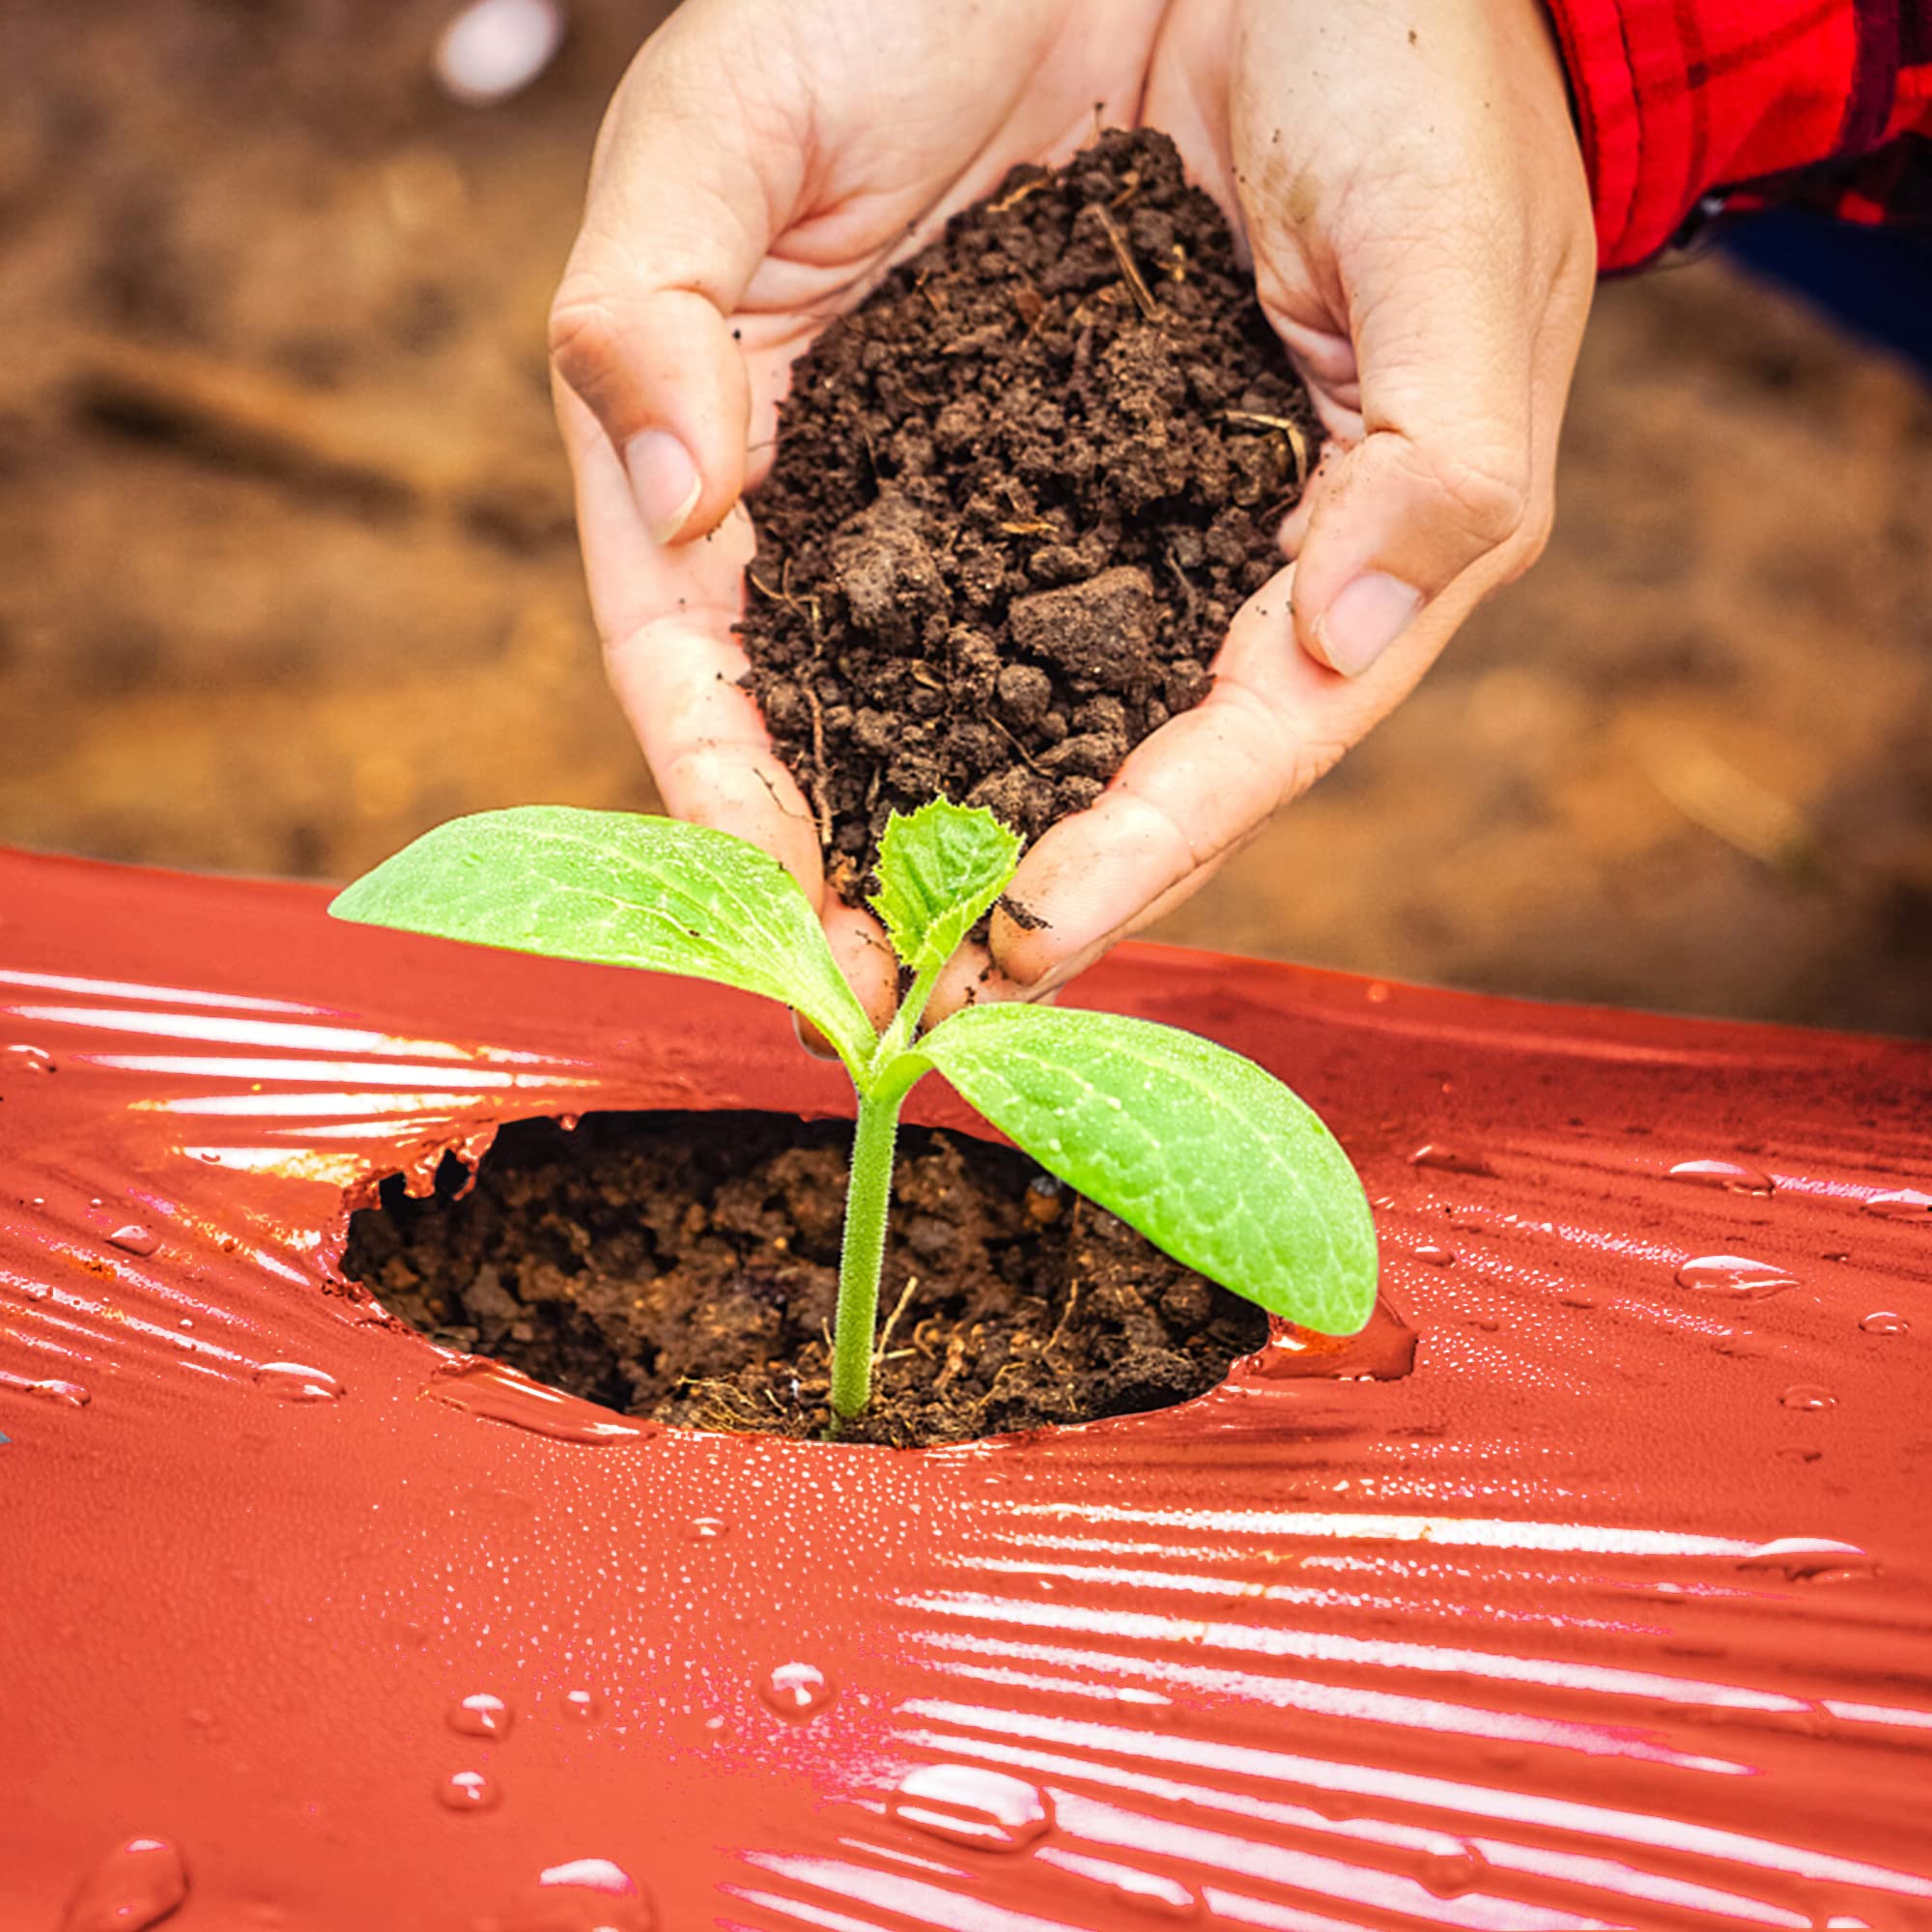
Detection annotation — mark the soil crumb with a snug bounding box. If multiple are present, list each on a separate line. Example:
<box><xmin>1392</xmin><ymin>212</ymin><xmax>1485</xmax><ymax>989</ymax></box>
<box><xmin>341</xmin><ymin>1110</ymin><xmax>1268</xmax><ymax>1446</ymax></box>
<box><xmin>738</xmin><ymin>127</ymin><xmax>1316</xmax><ymax>899</ymax></box>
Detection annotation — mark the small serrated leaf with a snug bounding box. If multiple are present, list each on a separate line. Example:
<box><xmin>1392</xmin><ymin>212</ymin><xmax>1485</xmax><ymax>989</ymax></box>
<box><xmin>329</xmin><ymin>808</ymin><xmax>875</xmax><ymax>1073</ymax></box>
<box><xmin>916</xmin><ymin>1004</ymin><xmax>1377</xmax><ymax>1333</ymax></box>
<box><xmin>868</xmin><ymin>800</ymin><xmax>1021</xmax><ymax>974</ymax></box>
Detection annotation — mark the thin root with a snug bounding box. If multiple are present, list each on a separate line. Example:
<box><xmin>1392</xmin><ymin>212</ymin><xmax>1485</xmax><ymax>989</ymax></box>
<box><xmin>1042</xmin><ymin>1279</ymin><xmax>1082</xmax><ymax>1360</ymax></box>
<box><xmin>874</xmin><ymin>1274</ymin><xmax>922</xmax><ymax>1367</ymax></box>
<box><xmin>1094</xmin><ymin>206</ymin><xmax>1160</xmax><ymax>322</ymax></box>
<box><xmin>988</xmin><ymin>714</ymin><xmax>1046</xmax><ymax>774</ymax></box>
<box><xmin>991</xmin><ymin>174</ymin><xmax>1050</xmax><ymax>214</ymax></box>
<box><xmin>799</xmin><ymin>684</ymin><xmax>834</xmax><ymax>843</ymax></box>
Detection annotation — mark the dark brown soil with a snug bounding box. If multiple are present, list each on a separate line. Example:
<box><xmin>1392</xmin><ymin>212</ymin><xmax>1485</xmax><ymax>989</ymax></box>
<box><xmin>737</xmin><ymin>128</ymin><xmax>1316</xmax><ymax>898</ymax></box>
<box><xmin>339</xmin><ymin>1110</ymin><xmax>1268</xmax><ymax>1447</ymax></box>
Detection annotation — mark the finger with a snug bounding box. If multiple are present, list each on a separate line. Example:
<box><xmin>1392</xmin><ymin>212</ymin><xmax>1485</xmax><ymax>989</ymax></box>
<box><xmin>548</xmin><ymin>5</ymin><xmax>795</xmax><ymax>546</ymax></box>
<box><xmin>1288</xmin><ymin>238</ymin><xmax>1548</xmax><ymax>677</ymax></box>
<box><xmin>791</xmin><ymin>912</ymin><xmax>897</xmax><ymax>1058</ymax></box>
<box><xmin>1275</xmin><ymin>438</ymin><xmax>1341</xmax><ymax>560</ymax></box>
<box><xmin>1228</xmin><ymin>49</ymin><xmax>1576</xmax><ymax>681</ymax></box>
<box><xmin>1003</xmin><ymin>521</ymin><xmax>1527</xmax><ymax>1000</ymax></box>
<box><xmin>556</xmin><ymin>381</ymin><xmax>829</xmax><ymax>912</ymax></box>
<box><xmin>921</xmin><ymin>941</ymin><xmax>1042</xmax><ymax>1028</ymax></box>
<box><xmin>822</xmin><ymin>902</ymin><xmax>901</xmax><ymax>1037</ymax></box>
<box><xmin>990</xmin><ymin>565</ymin><xmax>1414</xmax><ymax>994</ymax></box>
<box><xmin>987</xmin><ymin>717</ymin><xmax>1279</xmax><ymax>998</ymax></box>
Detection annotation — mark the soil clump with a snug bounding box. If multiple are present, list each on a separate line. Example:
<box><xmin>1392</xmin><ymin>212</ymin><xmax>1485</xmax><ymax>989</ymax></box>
<box><xmin>737</xmin><ymin>127</ymin><xmax>1316</xmax><ymax>898</ymax></box>
<box><xmin>341</xmin><ymin>1109</ymin><xmax>1268</xmax><ymax>1447</ymax></box>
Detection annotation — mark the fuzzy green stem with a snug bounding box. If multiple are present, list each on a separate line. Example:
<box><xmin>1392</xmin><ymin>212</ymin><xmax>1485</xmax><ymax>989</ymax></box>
<box><xmin>830</xmin><ymin>1077</ymin><xmax>912</xmax><ymax>1421</ymax></box>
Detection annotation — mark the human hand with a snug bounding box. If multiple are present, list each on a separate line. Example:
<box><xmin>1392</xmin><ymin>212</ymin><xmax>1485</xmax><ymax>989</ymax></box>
<box><xmin>552</xmin><ymin>0</ymin><xmax>1594</xmax><ymax>1028</ymax></box>
<box><xmin>963</xmin><ymin>0</ymin><xmax>1596</xmax><ymax>1015</ymax></box>
<box><xmin>549</xmin><ymin>0</ymin><xmax>1170</xmax><ymax>1031</ymax></box>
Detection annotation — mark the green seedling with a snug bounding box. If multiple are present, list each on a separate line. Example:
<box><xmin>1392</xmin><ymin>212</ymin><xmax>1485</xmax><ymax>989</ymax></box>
<box><xmin>330</xmin><ymin>799</ymin><xmax>1377</xmax><ymax>1422</ymax></box>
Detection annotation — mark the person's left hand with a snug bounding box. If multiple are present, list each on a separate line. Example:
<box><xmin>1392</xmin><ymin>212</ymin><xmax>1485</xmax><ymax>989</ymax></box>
<box><xmin>550</xmin><ymin>0</ymin><xmax>1171</xmax><ymax>1037</ymax></box>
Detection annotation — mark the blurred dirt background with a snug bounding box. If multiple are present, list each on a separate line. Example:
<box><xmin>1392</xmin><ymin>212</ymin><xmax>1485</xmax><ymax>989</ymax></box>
<box><xmin>3</xmin><ymin>1</ymin><xmax>1929</xmax><ymax>1036</ymax></box>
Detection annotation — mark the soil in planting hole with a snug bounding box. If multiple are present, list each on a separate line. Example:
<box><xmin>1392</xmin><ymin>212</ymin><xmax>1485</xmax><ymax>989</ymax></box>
<box><xmin>340</xmin><ymin>1110</ymin><xmax>1268</xmax><ymax>1447</ymax></box>
<box><xmin>738</xmin><ymin>126</ymin><xmax>1317</xmax><ymax>901</ymax></box>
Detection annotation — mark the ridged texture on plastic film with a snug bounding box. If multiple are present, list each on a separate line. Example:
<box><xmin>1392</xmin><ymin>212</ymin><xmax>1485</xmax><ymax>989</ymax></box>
<box><xmin>2</xmin><ymin>847</ymin><xmax>1928</xmax><ymax>1930</ymax></box>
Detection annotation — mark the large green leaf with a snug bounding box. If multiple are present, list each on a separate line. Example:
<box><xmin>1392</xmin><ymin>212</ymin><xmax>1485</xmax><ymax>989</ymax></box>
<box><xmin>329</xmin><ymin>808</ymin><xmax>875</xmax><ymax>1073</ymax></box>
<box><xmin>868</xmin><ymin>800</ymin><xmax>1020</xmax><ymax>975</ymax></box>
<box><xmin>916</xmin><ymin>1004</ymin><xmax>1377</xmax><ymax>1332</ymax></box>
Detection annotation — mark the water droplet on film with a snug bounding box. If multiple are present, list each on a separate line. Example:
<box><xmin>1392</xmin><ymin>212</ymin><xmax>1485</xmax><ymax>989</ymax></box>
<box><xmin>1412</xmin><ymin>1243</ymin><xmax>1456</xmax><ymax>1268</ymax></box>
<box><xmin>758</xmin><ymin>1662</ymin><xmax>836</xmax><ymax>1722</ymax></box>
<box><xmin>1056</xmin><ymin>1857</ymin><xmax>1199</xmax><ymax>1918</ymax></box>
<box><xmin>496</xmin><ymin>1857</ymin><xmax>655</xmax><ymax>1932</ymax></box>
<box><xmin>1860</xmin><ymin>1310</ymin><xmax>1909</xmax><ymax>1335</ymax></box>
<box><xmin>450</xmin><ymin>1692</ymin><xmax>512</xmax><ymax>1738</ymax></box>
<box><xmin>1737</xmin><ymin>1537</ymin><xmax>1875</xmax><ymax>1581</ymax></box>
<box><xmin>106</xmin><ymin>1223</ymin><xmax>160</xmax><ymax>1256</ymax></box>
<box><xmin>1418</xmin><ymin>1841</ymin><xmax>1489</xmax><ymax>1899</ymax></box>
<box><xmin>255</xmin><ymin>1361</ymin><xmax>344</xmax><ymax>1403</ymax></box>
<box><xmin>59</xmin><ymin>1834</ymin><xmax>187</xmax><ymax>1932</ymax></box>
<box><xmin>560</xmin><ymin>1689</ymin><xmax>605</xmax><ymax>1722</ymax></box>
<box><xmin>1409</xmin><ymin>1144</ymin><xmax>1493</xmax><ymax>1178</ymax></box>
<box><xmin>1863</xmin><ymin>1189</ymin><xmax>1931</xmax><ymax>1221</ymax></box>
<box><xmin>1779</xmin><ymin>1383</ymin><xmax>1836</xmax><ymax>1412</ymax></box>
<box><xmin>17</xmin><ymin>1378</ymin><xmax>91</xmax><ymax>1407</ymax></box>
<box><xmin>427</xmin><ymin>1358</ymin><xmax>640</xmax><ymax>1443</ymax></box>
<box><xmin>1665</xmin><ymin>1158</ymin><xmax>1774</xmax><ymax>1195</ymax></box>
<box><xmin>1673</xmin><ymin>1254</ymin><xmax>1797</xmax><ymax>1298</ymax></box>
<box><xmin>439</xmin><ymin>1769</ymin><xmax>500</xmax><ymax>1812</ymax></box>
<box><xmin>888</xmin><ymin>1763</ymin><xmax>1053</xmax><ymax>1852</ymax></box>
<box><xmin>686</xmin><ymin>1516</ymin><xmax>729</xmax><ymax>1542</ymax></box>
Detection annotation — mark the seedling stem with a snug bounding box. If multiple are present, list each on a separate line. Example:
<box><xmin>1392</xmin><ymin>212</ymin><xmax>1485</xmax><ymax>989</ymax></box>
<box><xmin>329</xmin><ymin>798</ymin><xmax>1377</xmax><ymax>1426</ymax></box>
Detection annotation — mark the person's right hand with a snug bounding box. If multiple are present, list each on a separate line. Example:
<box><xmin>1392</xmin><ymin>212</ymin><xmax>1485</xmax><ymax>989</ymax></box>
<box><xmin>549</xmin><ymin>0</ymin><xmax>1172</xmax><ymax>1033</ymax></box>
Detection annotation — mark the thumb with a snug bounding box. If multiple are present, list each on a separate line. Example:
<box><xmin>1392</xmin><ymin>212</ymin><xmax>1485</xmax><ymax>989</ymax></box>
<box><xmin>1284</xmin><ymin>245</ymin><xmax>1547</xmax><ymax>679</ymax></box>
<box><xmin>548</xmin><ymin>20</ymin><xmax>781</xmax><ymax>545</ymax></box>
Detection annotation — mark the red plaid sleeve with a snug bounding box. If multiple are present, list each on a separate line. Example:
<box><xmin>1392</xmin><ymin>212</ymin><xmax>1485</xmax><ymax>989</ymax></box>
<box><xmin>1542</xmin><ymin>0</ymin><xmax>1932</xmax><ymax>268</ymax></box>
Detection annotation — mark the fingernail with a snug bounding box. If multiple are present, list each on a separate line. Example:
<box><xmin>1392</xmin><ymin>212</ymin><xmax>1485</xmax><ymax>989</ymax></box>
<box><xmin>1313</xmin><ymin>572</ymin><xmax>1421</xmax><ymax>677</ymax></box>
<box><xmin>624</xmin><ymin>428</ymin><xmax>701</xmax><ymax>545</ymax></box>
<box><xmin>791</xmin><ymin>1009</ymin><xmax>838</xmax><ymax>1062</ymax></box>
<box><xmin>1020</xmin><ymin>939</ymin><xmax>1108</xmax><ymax>1004</ymax></box>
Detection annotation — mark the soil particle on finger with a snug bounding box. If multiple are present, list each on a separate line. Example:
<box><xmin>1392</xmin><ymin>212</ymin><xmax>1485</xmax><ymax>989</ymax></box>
<box><xmin>340</xmin><ymin>1110</ymin><xmax>1269</xmax><ymax>1447</ymax></box>
<box><xmin>736</xmin><ymin>127</ymin><xmax>1317</xmax><ymax>899</ymax></box>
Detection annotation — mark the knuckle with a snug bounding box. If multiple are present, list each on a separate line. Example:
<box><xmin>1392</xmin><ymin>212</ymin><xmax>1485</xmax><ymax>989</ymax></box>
<box><xmin>1426</xmin><ymin>443</ymin><xmax>1532</xmax><ymax>552</ymax></box>
<box><xmin>1509</xmin><ymin>490</ymin><xmax>1557</xmax><ymax>574</ymax></box>
<box><xmin>1283</xmin><ymin>737</ymin><xmax>1350</xmax><ymax>803</ymax></box>
<box><xmin>547</xmin><ymin>285</ymin><xmax>624</xmax><ymax>395</ymax></box>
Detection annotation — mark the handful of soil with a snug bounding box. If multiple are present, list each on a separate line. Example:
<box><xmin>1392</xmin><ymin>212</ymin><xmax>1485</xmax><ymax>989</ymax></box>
<box><xmin>737</xmin><ymin>127</ymin><xmax>1317</xmax><ymax>899</ymax></box>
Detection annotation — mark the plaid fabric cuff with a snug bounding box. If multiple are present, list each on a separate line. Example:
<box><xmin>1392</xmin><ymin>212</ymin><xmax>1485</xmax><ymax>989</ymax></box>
<box><xmin>1542</xmin><ymin>0</ymin><xmax>1879</xmax><ymax>268</ymax></box>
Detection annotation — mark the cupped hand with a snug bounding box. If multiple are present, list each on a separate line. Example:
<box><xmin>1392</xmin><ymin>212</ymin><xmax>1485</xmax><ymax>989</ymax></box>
<box><xmin>551</xmin><ymin>0</ymin><xmax>1595</xmax><ymax>1031</ymax></box>
<box><xmin>550</xmin><ymin>0</ymin><xmax>1169</xmax><ymax>1031</ymax></box>
<box><xmin>973</xmin><ymin>0</ymin><xmax>1596</xmax><ymax>1014</ymax></box>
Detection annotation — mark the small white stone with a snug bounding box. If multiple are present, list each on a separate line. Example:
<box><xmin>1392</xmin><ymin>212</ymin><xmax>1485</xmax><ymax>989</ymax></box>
<box><xmin>434</xmin><ymin>0</ymin><xmax>565</xmax><ymax>105</ymax></box>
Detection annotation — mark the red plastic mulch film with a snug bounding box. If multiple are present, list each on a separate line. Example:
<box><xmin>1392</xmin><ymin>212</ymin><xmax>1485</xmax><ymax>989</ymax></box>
<box><xmin>2</xmin><ymin>844</ymin><xmax>1929</xmax><ymax>1932</ymax></box>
